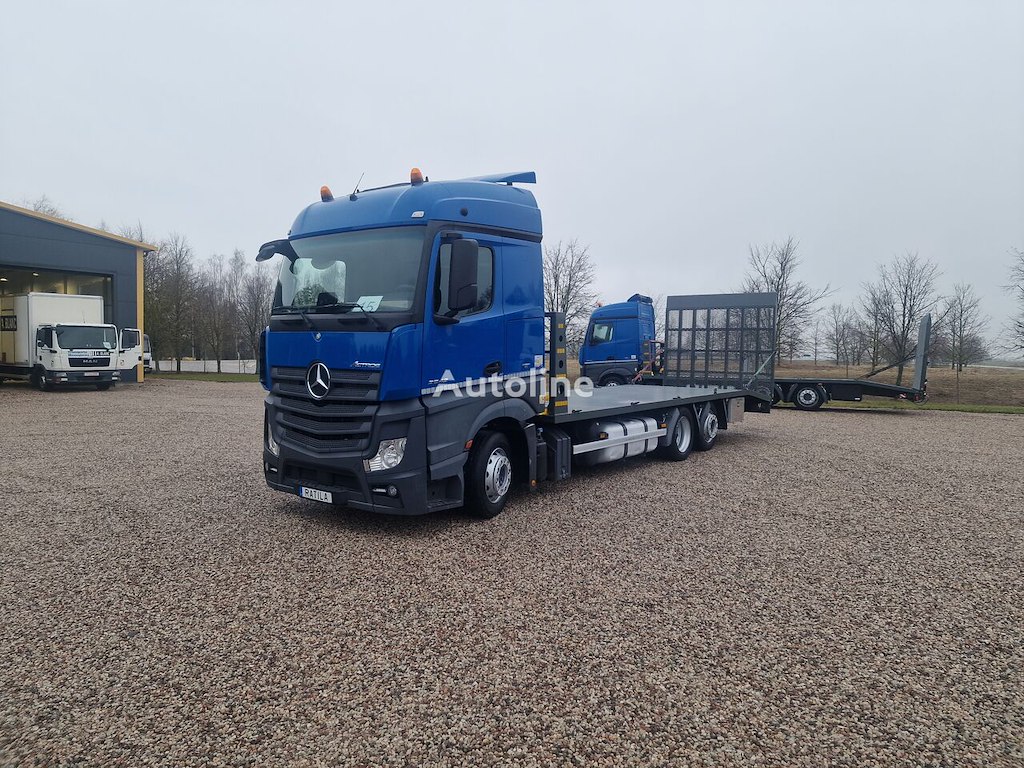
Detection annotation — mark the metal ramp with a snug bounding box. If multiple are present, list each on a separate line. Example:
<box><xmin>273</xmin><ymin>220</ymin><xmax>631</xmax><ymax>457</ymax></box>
<box><xmin>662</xmin><ymin>293</ymin><xmax>778</xmax><ymax>402</ymax></box>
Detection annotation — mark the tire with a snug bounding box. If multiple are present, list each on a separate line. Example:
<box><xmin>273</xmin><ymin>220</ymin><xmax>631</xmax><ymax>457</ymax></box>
<box><xmin>33</xmin><ymin>368</ymin><xmax>51</xmax><ymax>392</ymax></box>
<box><xmin>464</xmin><ymin>430</ymin><xmax>514</xmax><ymax>519</ymax></box>
<box><xmin>658</xmin><ymin>407</ymin><xmax>696</xmax><ymax>461</ymax></box>
<box><xmin>792</xmin><ymin>384</ymin><xmax>825</xmax><ymax>411</ymax></box>
<box><xmin>772</xmin><ymin>385</ymin><xmax>783</xmax><ymax>406</ymax></box>
<box><xmin>600</xmin><ymin>374</ymin><xmax>626</xmax><ymax>387</ymax></box>
<box><xmin>694</xmin><ymin>405</ymin><xmax>720</xmax><ymax>451</ymax></box>
<box><xmin>96</xmin><ymin>383</ymin><xmax>112</xmax><ymax>391</ymax></box>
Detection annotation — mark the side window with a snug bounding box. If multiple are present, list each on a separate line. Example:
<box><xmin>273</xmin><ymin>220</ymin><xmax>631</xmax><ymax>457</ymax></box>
<box><xmin>434</xmin><ymin>243</ymin><xmax>495</xmax><ymax>318</ymax></box>
<box><xmin>591</xmin><ymin>322</ymin><xmax>614</xmax><ymax>344</ymax></box>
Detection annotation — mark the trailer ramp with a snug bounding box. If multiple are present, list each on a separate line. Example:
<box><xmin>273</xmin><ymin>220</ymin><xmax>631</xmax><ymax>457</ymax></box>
<box><xmin>663</xmin><ymin>293</ymin><xmax>778</xmax><ymax>409</ymax></box>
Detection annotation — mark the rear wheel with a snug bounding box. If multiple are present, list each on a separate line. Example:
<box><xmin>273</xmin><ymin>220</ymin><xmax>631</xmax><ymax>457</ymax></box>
<box><xmin>695</xmin><ymin>406</ymin><xmax>720</xmax><ymax>451</ymax></box>
<box><xmin>792</xmin><ymin>384</ymin><xmax>825</xmax><ymax>411</ymax></box>
<box><xmin>659</xmin><ymin>408</ymin><xmax>695</xmax><ymax>461</ymax></box>
<box><xmin>464</xmin><ymin>430</ymin><xmax>513</xmax><ymax>519</ymax></box>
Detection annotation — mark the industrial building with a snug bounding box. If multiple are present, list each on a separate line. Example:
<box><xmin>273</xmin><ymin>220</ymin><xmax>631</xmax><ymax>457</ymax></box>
<box><xmin>0</xmin><ymin>201</ymin><xmax>155</xmax><ymax>382</ymax></box>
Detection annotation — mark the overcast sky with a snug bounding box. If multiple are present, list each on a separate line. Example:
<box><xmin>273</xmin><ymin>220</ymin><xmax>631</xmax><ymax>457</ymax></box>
<box><xmin>2</xmin><ymin>1</ymin><xmax>1022</xmax><ymax>343</ymax></box>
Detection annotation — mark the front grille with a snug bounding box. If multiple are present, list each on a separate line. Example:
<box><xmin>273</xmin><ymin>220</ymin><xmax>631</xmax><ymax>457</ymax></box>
<box><xmin>69</xmin><ymin>357</ymin><xmax>111</xmax><ymax>368</ymax></box>
<box><xmin>271</xmin><ymin>366</ymin><xmax>381</xmax><ymax>454</ymax></box>
<box><xmin>283</xmin><ymin>461</ymin><xmax>360</xmax><ymax>492</ymax></box>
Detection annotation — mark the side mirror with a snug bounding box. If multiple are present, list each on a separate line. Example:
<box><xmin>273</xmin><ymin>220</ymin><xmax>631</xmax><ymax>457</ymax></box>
<box><xmin>256</xmin><ymin>239</ymin><xmax>297</xmax><ymax>263</ymax></box>
<box><xmin>447</xmin><ymin>239</ymin><xmax>479</xmax><ymax>312</ymax></box>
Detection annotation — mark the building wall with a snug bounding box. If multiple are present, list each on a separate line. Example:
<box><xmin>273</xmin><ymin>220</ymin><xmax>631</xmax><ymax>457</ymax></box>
<box><xmin>0</xmin><ymin>207</ymin><xmax>144</xmax><ymax>382</ymax></box>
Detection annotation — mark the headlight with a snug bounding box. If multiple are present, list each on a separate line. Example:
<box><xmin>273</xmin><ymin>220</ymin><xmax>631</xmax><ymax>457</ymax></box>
<box><xmin>266</xmin><ymin>418</ymin><xmax>280</xmax><ymax>457</ymax></box>
<box><xmin>363</xmin><ymin>437</ymin><xmax>407</xmax><ymax>472</ymax></box>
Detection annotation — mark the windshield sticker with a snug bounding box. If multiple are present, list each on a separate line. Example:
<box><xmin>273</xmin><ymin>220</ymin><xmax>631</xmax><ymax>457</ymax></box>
<box><xmin>356</xmin><ymin>296</ymin><xmax>383</xmax><ymax>312</ymax></box>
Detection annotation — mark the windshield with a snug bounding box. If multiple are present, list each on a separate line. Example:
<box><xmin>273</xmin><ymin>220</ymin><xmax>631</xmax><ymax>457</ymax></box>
<box><xmin>274</xmin><ymin>227</ymin><xmax>424</xmax><ymax>313</ymax></box>
<box><xmin>55</xmin><ymin>325</ymin><xmax>118</xmax><ymax>351</ymax></box>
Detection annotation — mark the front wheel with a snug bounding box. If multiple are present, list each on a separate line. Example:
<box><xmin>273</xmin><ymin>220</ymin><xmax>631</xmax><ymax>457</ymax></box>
<box><xmin>33</xmin><ymin>369</ymin><xmax>51</xmax><ymax>392</ymax></box>
<box><xmin>96</xmin><ymin>383</ymin><xmax>112</xmax><ymax>391</ymax></box>
<box><xmin>792</xmin><ymin>384</ymin><xmax>825</xmax><ymax>411</ymax></box>
<box><xmin>464</xmin><ymin>430</ymin><xmax>514</xmax><ymax>519</ymax></box>
<box><xmin>600</xmin><ymin>374</ymin><xmax>626</xmax><ymax>387</ymax></box>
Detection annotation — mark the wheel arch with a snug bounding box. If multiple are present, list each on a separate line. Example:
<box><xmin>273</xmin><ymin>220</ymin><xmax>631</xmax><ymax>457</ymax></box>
<box><xmin>465</xmin><ymin>399</ymin><xmax>535</xmax><ymax>486</ymax></box>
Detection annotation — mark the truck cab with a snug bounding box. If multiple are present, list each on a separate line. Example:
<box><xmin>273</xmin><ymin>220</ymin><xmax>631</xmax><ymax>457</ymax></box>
<box><xmin>259</xmin><ymin>171</ymin><xmax>546</xmax><ymax>516</ymax></box>
<box><xmin>578</xmin><ymin>294</ymin><xmax>656</xmax><ymax>386</ymax></box>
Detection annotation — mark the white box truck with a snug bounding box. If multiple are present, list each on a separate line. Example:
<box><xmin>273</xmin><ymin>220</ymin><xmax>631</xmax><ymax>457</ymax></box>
<box><xmin>0</xmin><ymin>292</ymin><xmax>143</xmax><ymax>391</ymax></box>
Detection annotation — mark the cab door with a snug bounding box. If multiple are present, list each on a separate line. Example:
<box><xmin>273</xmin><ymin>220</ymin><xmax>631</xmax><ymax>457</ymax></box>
<box><xmin>422</xmin><ymin>232</ymin><xmax>504</xmax><ymax>391</ymax></box>
<box><xmin>117</xmin><ymin>328</ymin><xmax>143</xmax><ymax>370</ymax></box>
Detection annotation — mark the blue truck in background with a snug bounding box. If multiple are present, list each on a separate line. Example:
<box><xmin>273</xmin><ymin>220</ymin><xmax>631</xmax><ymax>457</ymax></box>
<box><xmin>577</xmin><ymin>294</ymin><xmax>656</xmax><ymax>387</ymax></box>
<box><xmin>257</xmin><ymin>170</ymin><xmax>776</xmax><ymax>518</ymax></box>
<box><xmin>580</xmin><ymin>295</ymin><xmax>930</xmax><ymax>410</ymax></box>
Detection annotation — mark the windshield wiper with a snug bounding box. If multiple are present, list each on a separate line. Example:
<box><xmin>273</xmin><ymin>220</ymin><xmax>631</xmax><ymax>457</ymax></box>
<box><xmin>311</xmin><ymin>302</ymin><xmax>385</xmax><ymax>331</ymax></box>
<box><xmin>271</xmin><ymin>306</ymin><xmax>314</xmax><ymax>329</ymax></box>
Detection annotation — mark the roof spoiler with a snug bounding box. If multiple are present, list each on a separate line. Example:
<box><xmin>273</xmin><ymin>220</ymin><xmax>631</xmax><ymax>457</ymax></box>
<box><xmin>460</xmin><ymin>171</ymin><xmax>537</xmax><ymax>185</ymax></box>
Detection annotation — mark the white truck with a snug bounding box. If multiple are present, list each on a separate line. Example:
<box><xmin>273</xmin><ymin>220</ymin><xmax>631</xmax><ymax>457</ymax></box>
<box><xmin>0</xmin><ymin>292</ymin><xmax>143</xmax><ymax>391</ymax></box>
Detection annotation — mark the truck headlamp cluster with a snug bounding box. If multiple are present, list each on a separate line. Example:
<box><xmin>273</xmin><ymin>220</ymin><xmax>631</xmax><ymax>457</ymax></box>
<box><xmin>363</xmin><ymin>438</ymin><xmax>406</xmax><ymax>472</ymax></box>
<box><xmin>266</xmin><ymin>419</ymin><xmax>280</xmax><ymax>457</ymax></box>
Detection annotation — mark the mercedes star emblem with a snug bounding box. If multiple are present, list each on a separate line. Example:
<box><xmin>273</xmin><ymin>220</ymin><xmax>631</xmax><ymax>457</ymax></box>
<box><xmin>306</xmin><ymin>362</ymin><xmax>331</xmax><ymax>400</ymax></box>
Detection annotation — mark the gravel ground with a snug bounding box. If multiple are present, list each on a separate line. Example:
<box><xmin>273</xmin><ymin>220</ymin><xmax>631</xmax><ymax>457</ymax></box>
<box><xmin>1</xmin><ymin>380</ymin><xmax>1021</xmax><ymax>767</ymax></box>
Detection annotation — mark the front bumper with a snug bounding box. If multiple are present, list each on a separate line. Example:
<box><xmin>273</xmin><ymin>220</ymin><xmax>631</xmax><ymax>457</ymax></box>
<box><xmin>263</xmin><ymin>397</ymin><xmax>432</xmax><ymax>515</ymax></box>
<box><xmin>46</xmin><ymin>369</ymin><xmax>119</xmax><ymax>385</ymax></box>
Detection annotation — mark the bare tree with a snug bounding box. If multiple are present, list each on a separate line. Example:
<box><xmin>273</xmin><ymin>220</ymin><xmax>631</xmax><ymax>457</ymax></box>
<box><xmin>740</xmin><ymin>237</ymin><xmax>831</xmax><ymax>363</ymax></box>
<box><xmin>543</xmin><ymin>240</ymin><xmax>599</xmax><ymax>355</ymax></box>
<box><xmin>942</xmin><ymin>283</ymin><xmax>989</xmax><ymax>401</ymax></box>
<box><xmin>198</xmin><ymin>255</ymin><xmax>234</xmax><ymax>372</ymax></box>
<box><xmin>25</xmin><ymin>195</ymin><xmax>70</xmax><ymax>220</ymax></box>
<box><xmin>858</xmin><ymin>289</ymin><xmax>885</xmax><ymax>369</ymax></box>
<box><xmin>237</xmin><ymin>258</ymin><xmax>275</xmax><ymax>370</ymax></box>
<box><xmin>824</xmin><ymin>303</ymin><xmax>850</xmax><ymax>368</ymax></box>
<box><xmin>862</xmin><ymin>252</ymin><xmax>940</xmax><ymax>385</ymax></box>
<box><xmin>809</xmin><ymin>316</ymin><xmax>823</xmax><ymax>365</ymax></box>
<box><xmin>159</xmin><ymin>233</ymin><xmax>198</xmax><ymax>372</ymax></box>
<box><xmin>651</xmin><ymin>294</ymin><xmax>666</xmax><ymax>341</ymax></box>
<box><xmin>1006</xmin><ymin>247</ymin><xmax>1024</xmax><ymax>354</ymax></box>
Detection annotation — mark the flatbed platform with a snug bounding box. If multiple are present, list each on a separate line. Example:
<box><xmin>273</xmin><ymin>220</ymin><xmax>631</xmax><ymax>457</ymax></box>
<box><xmin>538</xmin><ymin>383</ymin><xmax>750</xmax><ymax>424</ymax></box>
<box><xmin>775</xmin><ymin>377</ymin><xmax>926</xmax><ymax>404</ymax></box>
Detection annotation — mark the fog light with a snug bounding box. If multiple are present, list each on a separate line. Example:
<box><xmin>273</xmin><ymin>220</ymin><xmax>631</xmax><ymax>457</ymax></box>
<box><xmin>363</xmin><ymin>437</ymin><xmax>407</xmax><ymax>472</ymax></box>
<box><xmin>266</xmin><ymin>419</ymin><xmax>280</xmax><ymax>457</ymax></box>
<box><xmin>387</xmin><ymin>485</ymin><xmax>398</xmax><ymax>497</ymax></box>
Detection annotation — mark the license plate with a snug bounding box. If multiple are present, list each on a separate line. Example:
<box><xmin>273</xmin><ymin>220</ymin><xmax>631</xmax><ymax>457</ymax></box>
<box><xmin>300</xmin><ymin>487</ymin><xmax>333</xmax><ymax>504</ymax></box>
<box><xmin>83</xmin><ymin>372</ymin><xmax>100</xmax><ymax>377</ymax></box>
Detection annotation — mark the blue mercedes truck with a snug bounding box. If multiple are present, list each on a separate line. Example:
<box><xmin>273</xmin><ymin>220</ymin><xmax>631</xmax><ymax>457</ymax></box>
<box><xmin>258</xmin><ymin>170</ymin><xmax>777</xmax><ymax>518</ymax></box>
